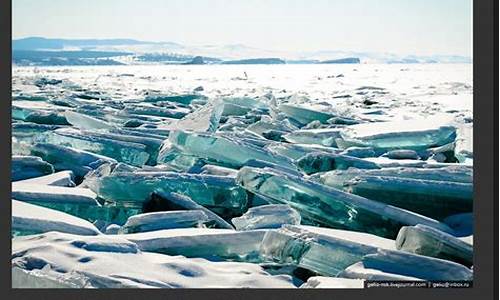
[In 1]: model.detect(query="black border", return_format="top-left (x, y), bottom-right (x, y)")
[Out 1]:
top-left (1, 0), bottom-right (497, 299)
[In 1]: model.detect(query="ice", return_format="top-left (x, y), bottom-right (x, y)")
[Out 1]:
top-left (279, 103), bottom-right (334, 125)
top-left (237, 167), bottom-right (453, 238)
top-left (296, 152), bottom-right (379, 175)
top-left (319, 165), bottom-right (473, 187)
top-left (198, 164), bottom-right (238, 177)
top-left (118, 210), bottom-right (212, 233)
top-left (31, 143), bottom-right (117, 179)
top-left (16, 170), bottom-right (76, 187)
top-left (122, 104), bottom-right (190, 119)
top-left (12, 155), bottom-right (54, 181)
top-left (246, 119), bottom-right (297, 137)
top-left (260, 225), bottom-right (390, 276)
top-left (341, 175), bottom-right (472, 220)
top-left (443, 213), bottom-right (473, 237)
top-left (48, 128), bottom-right (151, 166)
top-left (300, 277), bottom-right (364, 288)
top-left (83, 163), bottom-right (248, 215)
top-left (231, 205), bottom-right (301, 230)
top-left (168, 130), bottom-right (293, 168)
top-left (455, 123), bottom-right (473, 164)
top-left (396, 224), bottom-right (473, 266)
top-left (12, 182), bottom-right (99, 205)
top-left (382, 149), bottom-right (420, 160)
top-left (12, 200), bottom-right (101, 236)
top-left (144, 93), bottom-right (206, 105)
top-left (161, 100), bottom-right (224, 132)
top-left (337, 118), bottom-right (457, 152)
top-left (123, 228), bottom-right (267, 262)
top-left (11, 64), bottom-right (474, 286)
top-left (12, 231), bottom-right (295, 288)
top-left (343, 249), bottom-right (473, 281)
top-left (283, 128), bottom-right (343, 147)
top-left (266, 143), bottom-right (340, 160)
top-left (143, 191), bottom-right (234, 229)
top-left (64, 111), bottom-right (114, 130)
top-left (339, 262), bottom-right (423, 281)
top-left (340, 147), bottom-right (376, 158)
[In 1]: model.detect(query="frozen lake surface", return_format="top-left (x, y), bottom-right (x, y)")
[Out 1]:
top-left (11, 63), bottom-right (473, 288)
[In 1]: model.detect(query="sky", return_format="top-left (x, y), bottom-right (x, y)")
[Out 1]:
top-left (12, 0), bottom-right (472, 57)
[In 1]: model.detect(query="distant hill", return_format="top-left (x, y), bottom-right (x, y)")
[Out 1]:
top-left (221, 58), bottom-right (285, 65)
top-left (12, 50), bottom-right (130, 66)
top-left (11, 37), bottom-right (472, 65)
top-left (319, 57), bottom-right (360, 64)
top-left (12, 37), bottom-right (162, 51)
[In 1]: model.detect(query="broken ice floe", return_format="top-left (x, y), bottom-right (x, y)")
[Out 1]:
top-left (11, 64), bottom-right (474, 288)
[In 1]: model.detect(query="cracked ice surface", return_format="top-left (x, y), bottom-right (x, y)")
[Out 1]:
top-left (12, 64), bottom-right (473, 288)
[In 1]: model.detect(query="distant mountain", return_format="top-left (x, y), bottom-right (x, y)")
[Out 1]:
top-left (12, 50), bottom-right (131, 66)
top-left (12, 37), bottom-right (163, 51)
top-left (11, 37), bottom-right (472, 65)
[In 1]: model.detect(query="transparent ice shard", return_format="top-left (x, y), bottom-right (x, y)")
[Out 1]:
top-left (31, 143), bottom-right (117, 179)
top-left (16, 170), bottom-right (75, 187)
top-left (283, 128), bottom-right (343, 147)
top-left (455, 123), bottom-right (473, 164)
top-left (12, 200), bottom-right (101, 236)
top-left (345, 249), bottom-right (473, 281)
top-left (198, 164), bottom-right (238, 177)
top-left (338, 119), bottom-right (457, 152)
top-left (260, 225), bottom-right (383, 276)
top-left (83, 163), bottom-right (249, 215)
top-left (342, 175), bottom-right (472, 220)
top-left (143, 191), bottom-right (234, 229)
top-left (118, 210), bottom-right (211, 234)
top-left (246, 119), bottom-right (297, 137)
top-left (144, 93), bottom-right (206, 105)
top-left (24, 111), bottom-right (70, 126)
top-left (64, 111), bottom-right (114, 130)
top-left (318, 166), bottom-right (473, 188)
top-left (236, 167), bottom-right (453, 238)
top-left (48, 128), bottom-right (150, 166)
top-left (222, 96), bottom-right (269, 110)
top-left (122, 104), bottom-right (190, 119)
top-left (279, 104), bottom-right (334, 125)
top-left (266, 143), bottom-right (340, 161)
top-left (168, 130), bottom-right (293, 168)
top-left (382, 149), bottom-right (420, 160)
top-left (12, 155), bottom-right (54, 181)
top-left (296, 152), bottom-right (380, 175)
top-left (12, 123), bottom-right (63, 145)
top-left (340, 147), bottom-right (376, 158)
top-left (231, 205), bottom-right (301, 230)
top-left (161, 100), bottom-right (224, 133)
top-left (124, 228), bottom-right (267, 262)
top-left (396, 224), bottom-right (473, 266)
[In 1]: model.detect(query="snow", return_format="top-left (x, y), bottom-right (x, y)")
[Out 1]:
top-left (12, 231), bottom-right (295, 288)
top-left (12, 182), bottom-right (99, 205)
top-left (300, 277), bottom-right (364, 288)
top-left (12, 200), bottom-right (101, 236)
top-left (15, 171), bottom-right (75, 187)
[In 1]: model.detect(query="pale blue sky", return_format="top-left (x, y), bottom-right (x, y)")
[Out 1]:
top-left (13, 0), bottom-right (472, 56)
